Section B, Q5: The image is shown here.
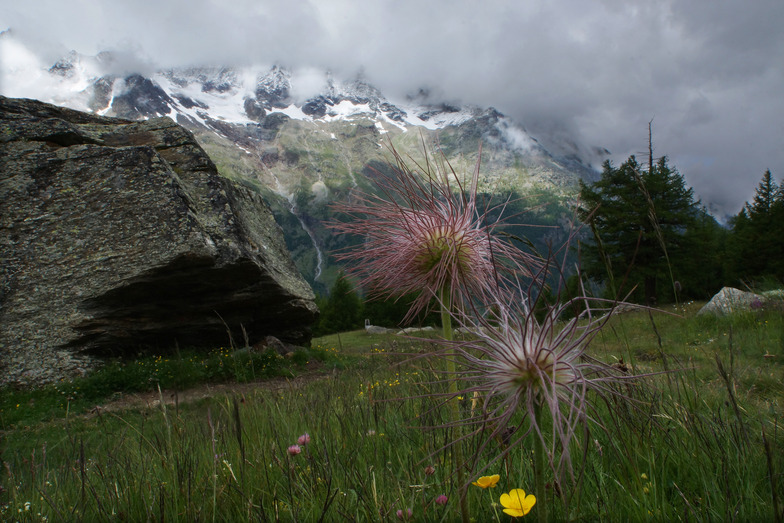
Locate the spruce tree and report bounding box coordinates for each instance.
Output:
[579,155,701,304]
[679,207,727,297]
[315,273,363,335]
[728,170,784,282]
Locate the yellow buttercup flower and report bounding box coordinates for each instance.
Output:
[472,474,500,489]
[500,489,536,517]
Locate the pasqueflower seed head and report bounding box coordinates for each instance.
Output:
[438,281,642,482]
[331,142,539,321]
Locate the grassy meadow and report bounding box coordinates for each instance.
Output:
[1,302,783,521]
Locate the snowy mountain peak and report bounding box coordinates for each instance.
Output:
[255,65,293,108]
[162,67,241,94]
[1,42,601,183]
[48,51,80,78]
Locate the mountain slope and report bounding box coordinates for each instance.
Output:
[20,50,604,292]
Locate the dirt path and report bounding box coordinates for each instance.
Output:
[95,363,332,415]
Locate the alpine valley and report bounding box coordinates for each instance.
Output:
[22,49,608,293]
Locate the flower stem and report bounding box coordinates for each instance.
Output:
[533,397,548,523]
[441,290,470,523]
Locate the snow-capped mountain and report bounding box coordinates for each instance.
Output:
[39,51,598,173]
[3,45,604,292]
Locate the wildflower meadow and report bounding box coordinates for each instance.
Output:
[2,306,783,521]
[2,144,783,521]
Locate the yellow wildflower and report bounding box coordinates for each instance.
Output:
[472,474,500,489]
[500,489,536,517]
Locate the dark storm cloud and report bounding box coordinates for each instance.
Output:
[2,0,782,217]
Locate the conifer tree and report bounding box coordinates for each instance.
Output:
[679,207,727,296]
[314,272,363,335]
[728,169,784,282]
[579,155,701,304]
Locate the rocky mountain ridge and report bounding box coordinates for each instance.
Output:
[43,51,602,178]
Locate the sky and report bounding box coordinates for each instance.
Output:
[2,0,783,218]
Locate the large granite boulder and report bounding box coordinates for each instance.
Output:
[0,96,318,386]
[697,287,765,316]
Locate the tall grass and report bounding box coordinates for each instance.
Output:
[1,304,783,521]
